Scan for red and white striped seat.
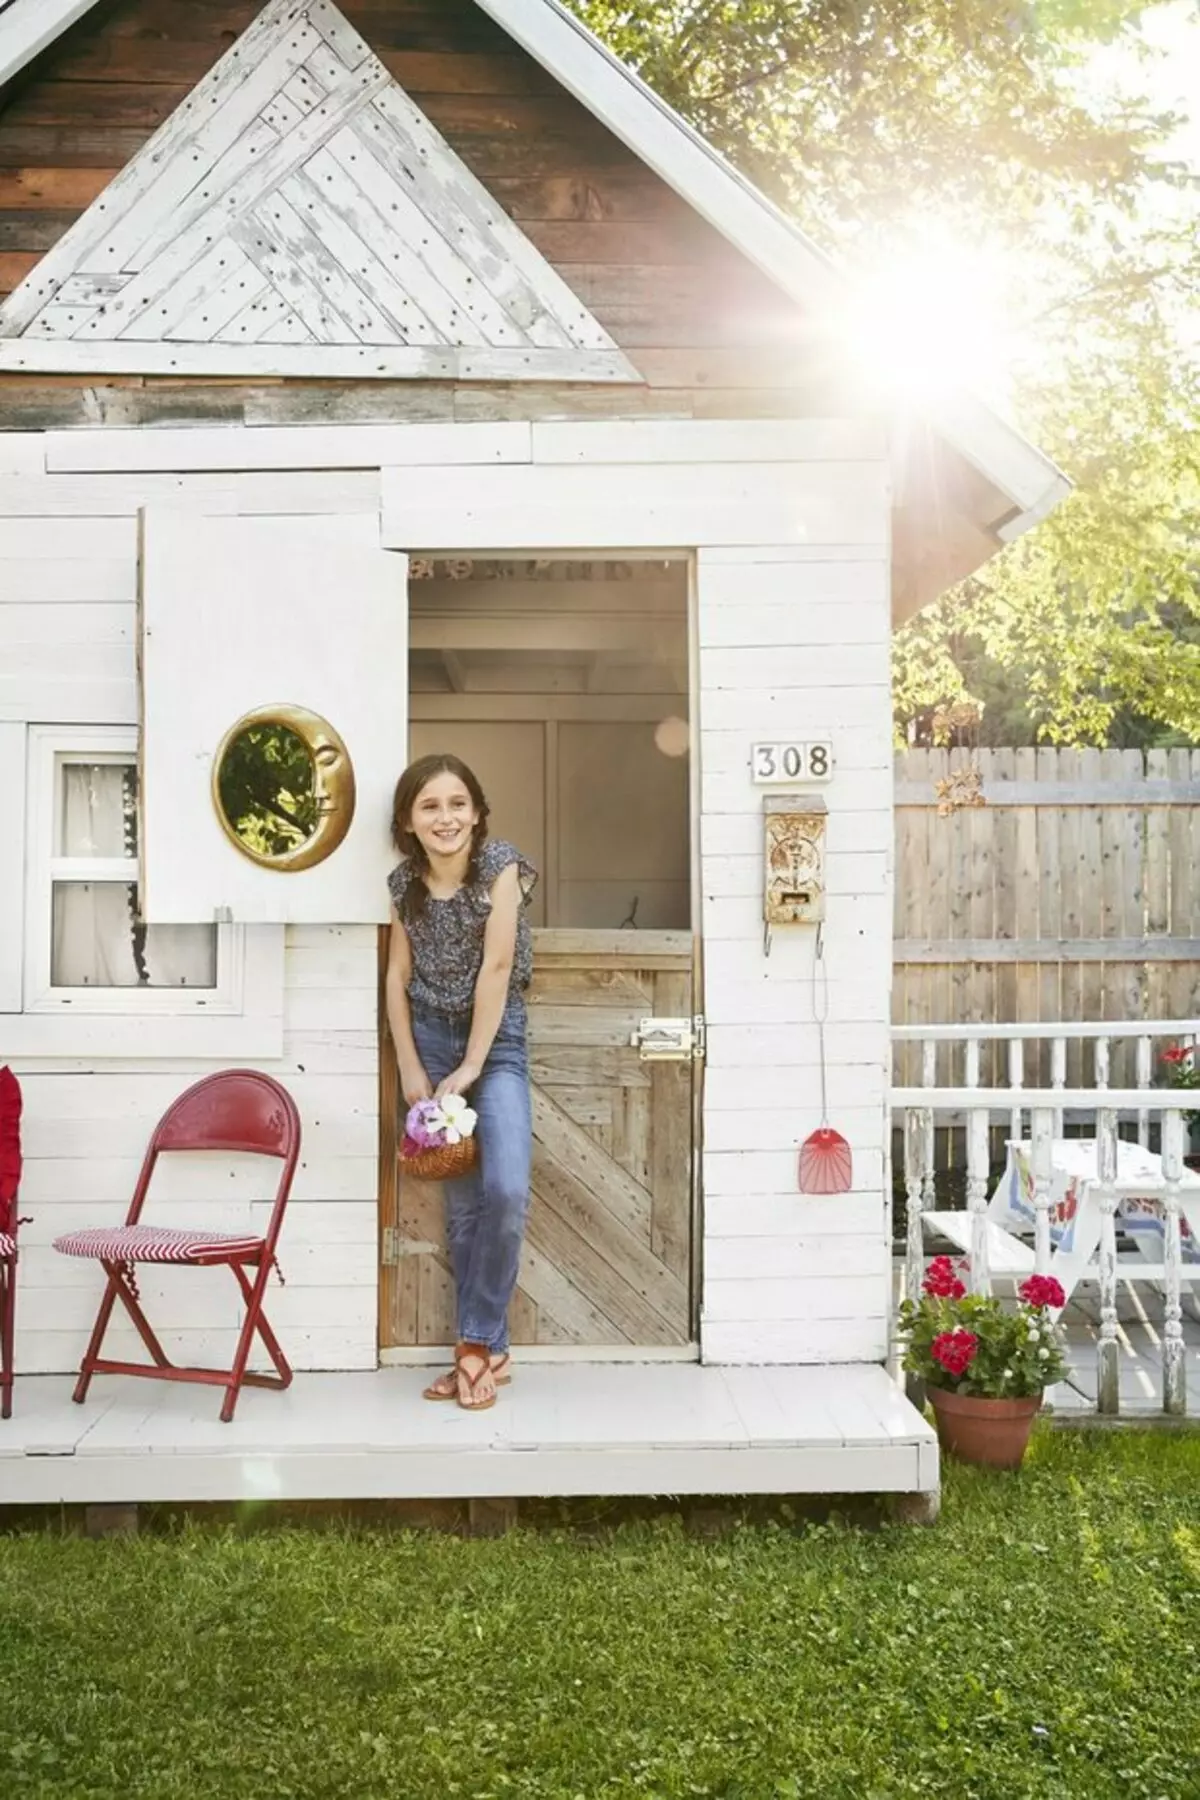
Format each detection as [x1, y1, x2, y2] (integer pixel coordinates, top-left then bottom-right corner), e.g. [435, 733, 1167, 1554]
[54, 1225, 264, 1265]
[0, 1232, 15, 1260]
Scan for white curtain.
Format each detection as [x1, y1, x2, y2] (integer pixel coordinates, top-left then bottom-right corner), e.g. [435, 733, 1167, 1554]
[52, 765, 216, 989]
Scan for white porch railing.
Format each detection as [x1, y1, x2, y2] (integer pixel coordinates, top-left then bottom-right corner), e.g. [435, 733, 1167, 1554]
[891, 1020, 1200, 1418]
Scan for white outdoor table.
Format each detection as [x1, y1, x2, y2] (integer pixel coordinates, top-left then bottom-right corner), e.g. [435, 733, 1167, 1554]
[988, 1137, 1200, 1310]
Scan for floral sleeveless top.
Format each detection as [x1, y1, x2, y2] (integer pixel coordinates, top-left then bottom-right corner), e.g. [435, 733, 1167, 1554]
[387, 838, 537, 1026]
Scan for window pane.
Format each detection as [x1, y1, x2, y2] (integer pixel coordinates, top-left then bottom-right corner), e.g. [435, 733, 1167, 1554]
[52, 883, 216, 988]
[57, 762, 138, 858]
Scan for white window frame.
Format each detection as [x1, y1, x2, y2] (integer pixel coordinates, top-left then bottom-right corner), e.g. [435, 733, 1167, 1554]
[27, 725, 236, 1016]
[7, 725, 284, 1057]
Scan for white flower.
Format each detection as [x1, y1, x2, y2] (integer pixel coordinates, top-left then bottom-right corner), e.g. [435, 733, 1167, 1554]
[1027, 1325, 1040, 1341]
[1038, 1347, 1050, 1360]
[438, 1094, 478, 1141]
[1004, 1368, 1013, 1380]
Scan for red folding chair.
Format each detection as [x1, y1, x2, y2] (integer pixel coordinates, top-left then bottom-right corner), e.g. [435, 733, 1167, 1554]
[0, 1066, 24, 1421]
[54, 1070, 301, 1423]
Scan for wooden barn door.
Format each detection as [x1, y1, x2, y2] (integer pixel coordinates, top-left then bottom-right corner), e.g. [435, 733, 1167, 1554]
[379, 559, 696, 1351]
[380, 928, 695, 1347]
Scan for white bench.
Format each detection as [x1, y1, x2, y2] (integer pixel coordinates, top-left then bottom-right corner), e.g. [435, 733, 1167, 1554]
[920, 1212, 1035, 1275]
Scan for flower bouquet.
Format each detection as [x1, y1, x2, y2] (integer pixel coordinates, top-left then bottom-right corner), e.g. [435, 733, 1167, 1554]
[898, 1256, 1069, 1468]
[400, 1094, 479, 1181]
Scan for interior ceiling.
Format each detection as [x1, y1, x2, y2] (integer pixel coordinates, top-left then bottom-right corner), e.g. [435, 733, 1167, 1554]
[409, 560, 688, 696]
[409, 559, 682, 582]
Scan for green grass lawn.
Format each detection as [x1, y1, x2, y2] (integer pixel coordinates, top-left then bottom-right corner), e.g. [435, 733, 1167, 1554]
[2, 1430, 1199, 1800]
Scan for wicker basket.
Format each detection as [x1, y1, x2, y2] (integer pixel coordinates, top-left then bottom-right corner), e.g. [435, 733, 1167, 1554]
[399, 1136, 479, 1182]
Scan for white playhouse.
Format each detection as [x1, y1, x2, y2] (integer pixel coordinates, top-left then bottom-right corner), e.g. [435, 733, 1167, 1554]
[0, 0, 1068, 1510]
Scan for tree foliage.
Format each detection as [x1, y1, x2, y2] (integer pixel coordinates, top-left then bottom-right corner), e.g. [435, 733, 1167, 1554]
[569, 0, 1200, 744]
[216, 724, 317, 858]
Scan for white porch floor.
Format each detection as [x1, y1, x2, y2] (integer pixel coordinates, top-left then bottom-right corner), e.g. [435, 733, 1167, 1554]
[0, 1362, 938, 1507]
[1049, 1309, 1200, 1414]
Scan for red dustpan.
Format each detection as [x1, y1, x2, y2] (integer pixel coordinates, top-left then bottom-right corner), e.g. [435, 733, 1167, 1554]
[798, 934, 852, 1195]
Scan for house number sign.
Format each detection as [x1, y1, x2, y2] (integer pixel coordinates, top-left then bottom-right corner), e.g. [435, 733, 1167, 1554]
[750, 740, 833, 784]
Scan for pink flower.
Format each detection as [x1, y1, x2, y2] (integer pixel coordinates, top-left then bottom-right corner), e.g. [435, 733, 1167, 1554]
[931, 1328, 979, 1378]
[1019, 1274, 1065, 1311]
[404, 1099, 444, 1149]
[923, 1255, 968, 1301]
[1161, 1046, 1193, 1065]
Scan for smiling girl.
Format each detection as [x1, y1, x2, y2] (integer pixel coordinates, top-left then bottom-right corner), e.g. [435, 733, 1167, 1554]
[385, 754, 537, 1412]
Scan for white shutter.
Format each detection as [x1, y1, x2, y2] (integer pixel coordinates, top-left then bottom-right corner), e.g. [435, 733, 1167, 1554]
[140, 510, 407, 923]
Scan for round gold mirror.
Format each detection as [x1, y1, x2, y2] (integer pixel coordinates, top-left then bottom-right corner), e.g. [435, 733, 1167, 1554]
[212, 706, 356, 871]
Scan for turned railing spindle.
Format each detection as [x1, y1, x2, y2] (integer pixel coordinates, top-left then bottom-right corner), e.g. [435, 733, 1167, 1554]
[1162, 1107, 1187, 1417]
[1032, 1108, 1054, 1275]
[1051, 1037, 1066, 1139]
[1136, 1036, 1152, 1149]
[1008, 1037, 1024, 1153]
[1096, 1108, 1121, 1416]
[904, 1107, 932, 1314]
[920, 1042, 937, 1217]
[966, 1107, 991, 1296]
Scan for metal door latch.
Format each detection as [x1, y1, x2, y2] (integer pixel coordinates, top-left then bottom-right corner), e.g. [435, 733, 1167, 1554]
[630, 1015, 706, 1062]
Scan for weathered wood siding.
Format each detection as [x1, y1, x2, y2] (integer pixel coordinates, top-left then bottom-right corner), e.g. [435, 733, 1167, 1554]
[0, 0, 822, 428]
[697, 542, 894, 1364]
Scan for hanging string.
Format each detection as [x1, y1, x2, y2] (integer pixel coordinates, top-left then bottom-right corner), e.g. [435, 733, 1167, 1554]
[814, 922, 830, 1126]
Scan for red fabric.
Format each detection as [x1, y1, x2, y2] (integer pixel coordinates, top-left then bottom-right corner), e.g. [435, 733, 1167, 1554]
[0, 1066, 22, 1235]
[54, 1225, 264, 1264]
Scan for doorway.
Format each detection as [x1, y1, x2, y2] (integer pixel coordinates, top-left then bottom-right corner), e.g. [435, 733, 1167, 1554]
[379, 558, 697, 1351]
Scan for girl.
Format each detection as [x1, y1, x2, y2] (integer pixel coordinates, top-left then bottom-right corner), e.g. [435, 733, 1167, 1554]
[385, 754, 537, 1412]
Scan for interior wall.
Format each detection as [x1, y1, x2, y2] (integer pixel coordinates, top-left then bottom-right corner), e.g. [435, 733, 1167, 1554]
[408, 562, 691, 930]
[557, 721, 689, 930]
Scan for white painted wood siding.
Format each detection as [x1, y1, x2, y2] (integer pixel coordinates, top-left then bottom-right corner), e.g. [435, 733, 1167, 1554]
[11, 927, 380, 1376]
[696, 535, 893, 1364]
[2, 421, 897, 1376]
[2, 497, 380, 1374]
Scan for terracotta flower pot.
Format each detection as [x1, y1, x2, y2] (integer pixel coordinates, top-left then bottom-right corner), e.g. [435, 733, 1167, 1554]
[926, 1386, 1042, 1471]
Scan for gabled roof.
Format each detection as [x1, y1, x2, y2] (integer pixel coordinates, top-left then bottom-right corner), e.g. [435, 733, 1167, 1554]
[0, 1, 107, 89]
[0, 0, 1070, 565]
[472, 0, 1070, 547]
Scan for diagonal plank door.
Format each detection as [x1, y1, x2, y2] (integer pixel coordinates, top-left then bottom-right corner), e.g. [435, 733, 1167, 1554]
[380, 929, 695, 1348]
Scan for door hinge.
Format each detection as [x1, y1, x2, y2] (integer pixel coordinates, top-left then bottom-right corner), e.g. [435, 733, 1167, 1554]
[631, 1013, 705, 1062]
[381, 1227, 439, 1265]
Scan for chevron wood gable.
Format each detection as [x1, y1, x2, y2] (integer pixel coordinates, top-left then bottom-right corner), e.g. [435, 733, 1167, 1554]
[0, 0, 641, 382]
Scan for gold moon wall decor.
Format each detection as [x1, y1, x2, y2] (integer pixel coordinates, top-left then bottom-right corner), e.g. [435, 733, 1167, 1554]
[212, 705, 357, 871]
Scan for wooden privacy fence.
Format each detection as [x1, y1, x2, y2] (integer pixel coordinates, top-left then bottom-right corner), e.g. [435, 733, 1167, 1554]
[893, 748, 1200, 1086]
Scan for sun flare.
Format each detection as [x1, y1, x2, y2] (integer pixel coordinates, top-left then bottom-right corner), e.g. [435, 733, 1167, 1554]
[840, 229, 1023, 408]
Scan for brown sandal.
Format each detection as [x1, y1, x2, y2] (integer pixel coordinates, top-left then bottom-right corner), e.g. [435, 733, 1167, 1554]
[423, 1352, 510, 1402]
[454, 1340, 498, 1412]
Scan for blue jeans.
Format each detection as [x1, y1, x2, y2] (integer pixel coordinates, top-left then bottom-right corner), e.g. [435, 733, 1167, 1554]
[409, 1006, 532, 1355]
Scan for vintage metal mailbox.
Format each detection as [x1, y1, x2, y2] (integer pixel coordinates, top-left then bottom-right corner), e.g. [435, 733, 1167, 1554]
[763, 793, 827, 926]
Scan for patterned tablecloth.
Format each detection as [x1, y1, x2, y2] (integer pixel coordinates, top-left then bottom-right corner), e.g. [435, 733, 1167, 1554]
[989, 1137, 1200, 1267]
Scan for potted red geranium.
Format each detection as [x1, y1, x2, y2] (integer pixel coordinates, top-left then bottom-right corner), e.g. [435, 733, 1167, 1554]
[898, 1256, 1068, 1470]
